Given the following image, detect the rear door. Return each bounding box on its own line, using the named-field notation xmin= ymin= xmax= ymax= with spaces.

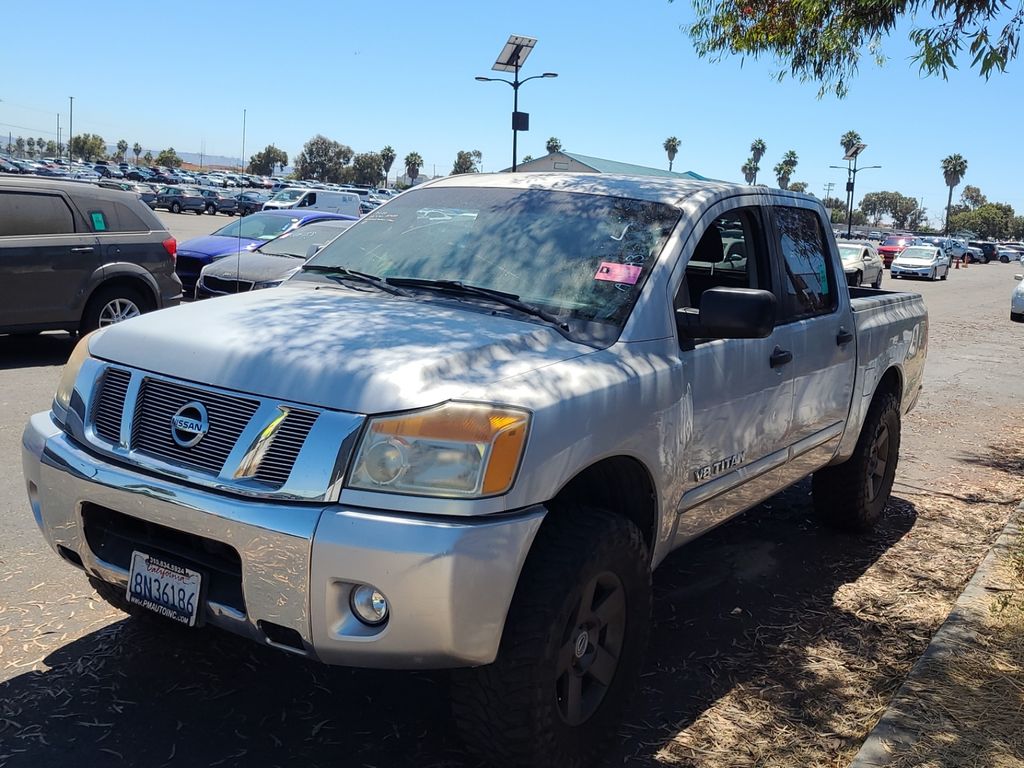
xmin=0 ymin=189 xmax=99 ymax=329
xmin=69 ymin=191 xmax=161 ymax=282
xmin=672 ymin=201 xmax=796 ymax=541
xmin=767 ymin=204 xmax=856 ymax=481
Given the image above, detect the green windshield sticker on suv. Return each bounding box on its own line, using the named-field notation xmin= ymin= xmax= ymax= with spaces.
xmin=90 ymin=211 xmax=108 ymax=231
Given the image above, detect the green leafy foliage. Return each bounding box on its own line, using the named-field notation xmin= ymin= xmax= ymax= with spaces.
xmin=132 ymin=142 xmax=142 ymax=163
xmin=294 ymin=135 xmax=354 ymax=183
xmin=545 ymin=137 xmax=562 ymax=154
xmin=950 ymin=202 xmax=1017 ymax=239
xmin=154 ymin=147 xmax=182 ymax=168
xmin=404 ymin=151 xmax=424 ymax=184
xmin=116 ymin=139 xmax=129 ymax=162
xmin=70 ymin=133 xmax=107 ymax=162
xmin=380 ymin=145 xmax=396 ymax=182
xmin=686 ymin=0 xmax=1023 ymax=97
xmin=664 ymin=136 xmax=681 ymax=170
xmin=452 ymin=150 xmax=482 ymax=175
xmin=249 ymin=144 xmax=288 ymax=176
xmin=350 ymin=152 xmax=384 ymax=186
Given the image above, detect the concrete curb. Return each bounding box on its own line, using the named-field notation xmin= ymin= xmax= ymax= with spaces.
xmin=848 ymin=500 xmax=1024 ymax=767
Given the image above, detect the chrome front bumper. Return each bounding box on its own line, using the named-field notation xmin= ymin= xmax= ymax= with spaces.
xmin=22 ymin=412 xmax=545 ymax=668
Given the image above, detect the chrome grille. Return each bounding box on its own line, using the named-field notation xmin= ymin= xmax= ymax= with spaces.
xmin=93 ymin=368 xmax=131 ymax=443
xmin=202 ymin=275 xmax=254 ymax=294
xmin=130 ymin=378 xmax=259 ymax=475
xmin=253 ymin=409 xmax=320 ymax=486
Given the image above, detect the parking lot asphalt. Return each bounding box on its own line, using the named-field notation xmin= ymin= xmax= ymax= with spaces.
xmin=1 ymin=260 xmax=1022 ymax=767
xmin=155 ymin=208 xmax=233 ymax=243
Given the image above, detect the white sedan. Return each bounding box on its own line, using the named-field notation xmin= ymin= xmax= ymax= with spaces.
xmin=890 ymin=245 xmax=950 ymax=281
xmin=1012 ymin=273 xmax=1024 ymax=322
xmin=837 ymin=241 xmax=884 ymax=288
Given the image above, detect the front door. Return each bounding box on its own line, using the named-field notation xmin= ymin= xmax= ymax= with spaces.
xmin=672 ymin=203 xmax=795 ymax=543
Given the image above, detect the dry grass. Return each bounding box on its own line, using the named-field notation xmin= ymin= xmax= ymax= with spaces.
xmin=650 ymin=427 xmax=1024 ymax=768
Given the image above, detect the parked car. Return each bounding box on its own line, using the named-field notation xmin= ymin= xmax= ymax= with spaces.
xmin=836 ymin=240 xmax=884 ymax=288
xmin=198 ymin=188 xmax=240 ymax=216
xmin=921 ymin=236 xmax=965 ymax=262
xmin=154 ymin=186 xmax=206 ymax=215
xmin=967 ymin=241 xmax=998 ymax=264
xmin=995 ymin=245 xmax=1022 ymax=263
xmin=0 ymin=157 xmax=22 ymax=174
xmin=234 ymin=191 xmax=270 ymax=216
xmin=23 ymin=174 xmax=929 ymax=768
xmin=1012 ymin=273 xmax=1024 ymax=322
xmin=890 ymin=245 xmax=950 ymax=280
xmin=126 ymin=168 xmax=154 ymax=182
xmin=173 ymin=209 xmax=354 ymax=294
xmin=0 ymin=176 xmax=181 ymax=334
xmin=877 ymin=235 xmax=918 ymax=268
xmin=97 ymin=179 xmax=159 ymax=208
xmin=94 ymin=164 xmax=124 ymax=179
xmin=195 ymin=218 xmax=356 ymax=298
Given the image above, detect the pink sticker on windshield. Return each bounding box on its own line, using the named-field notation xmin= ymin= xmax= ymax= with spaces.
xmin=595 ymin=262 xmax=642 ymax=284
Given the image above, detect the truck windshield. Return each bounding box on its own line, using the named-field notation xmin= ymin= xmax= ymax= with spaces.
xmin=304 ymin=186 xmax=679 ymax=335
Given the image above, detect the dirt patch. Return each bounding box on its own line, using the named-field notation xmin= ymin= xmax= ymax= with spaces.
xmin=627 ymin=426 xmax=1024 ymax=768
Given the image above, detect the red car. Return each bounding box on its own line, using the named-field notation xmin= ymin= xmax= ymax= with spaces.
xmin=878 ymin=235 xmax=918 ymax=268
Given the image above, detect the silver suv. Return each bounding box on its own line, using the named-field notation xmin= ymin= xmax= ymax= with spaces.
xmin=0 ymin=177 xmax=182 ymax=334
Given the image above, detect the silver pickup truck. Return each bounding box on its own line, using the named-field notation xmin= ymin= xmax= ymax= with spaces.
xmin=22 ymin=174 xmax=927 ymax=767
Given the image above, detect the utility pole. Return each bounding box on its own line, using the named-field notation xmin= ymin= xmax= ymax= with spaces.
xmin=823 ymin=181 xmax=835 ymax=200
xmin=68 ymin=96 xmax=74 ymax=164
xmin=240 ymin=109 xmax=246 ymax=173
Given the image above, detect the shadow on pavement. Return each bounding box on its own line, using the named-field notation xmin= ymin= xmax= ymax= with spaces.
xmin=0 ymin=332 xmax=75 ymax=371
xmin=0 ymin=481 xmax=916 ymax=768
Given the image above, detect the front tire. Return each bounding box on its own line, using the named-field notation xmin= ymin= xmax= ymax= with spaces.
xmin=171 ymin=201 xmax=181 ymax=214
xmin=812 ymin=390 xmax=900 ymax=532
xmin=872 ymin=270 xmax=883 ymax=289
xmin=451 ymin=506 xmax=651 ymax=768
xmin=206 ymin=204 xmax=216 ymax=215
xmin=930 ymin=268 xmax=938 ymax=281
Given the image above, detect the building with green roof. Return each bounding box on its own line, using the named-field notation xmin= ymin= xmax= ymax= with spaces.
xmin=505 ymin=150 xmax=710 ymax=180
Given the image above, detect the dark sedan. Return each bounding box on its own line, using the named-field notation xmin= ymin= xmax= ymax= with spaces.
xmin=199 ymin=188 xmax=240 ymax=215
xmin=235 ymin=191 xmax=269 ymax=215
xmin=154 ymin=186 xmax=206 ymax=214
xmin=125 ymin=168 xmax=154 ymax=182
xmin=98 ymin=179 xmax=159 ymax=208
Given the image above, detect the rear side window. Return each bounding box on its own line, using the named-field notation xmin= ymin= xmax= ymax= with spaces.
xmin=70 ymin=196 xmax=151 ymax=233
xmin=771 ymin=206 xmax=836 ymax=320
xmin=0 ymin=191 xmax=76 ymax=236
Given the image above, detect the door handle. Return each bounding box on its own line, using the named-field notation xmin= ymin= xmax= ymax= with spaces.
xmin=70 ymin=246 xmax=94 ymax=253
xmin=836 ymin=327 xmax=854 ymax=346
xmin=769 ymin=346 xmax=793 ymax=368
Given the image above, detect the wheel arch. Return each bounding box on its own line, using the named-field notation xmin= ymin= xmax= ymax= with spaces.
xmin=548 ymin=455 xmax=659 ymax=557
xmin=84 ymin=268 xmax=159 ymax=314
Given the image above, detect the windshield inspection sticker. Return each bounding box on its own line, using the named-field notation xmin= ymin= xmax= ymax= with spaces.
xmin=595 ymin=262 xmax=642 ymax=284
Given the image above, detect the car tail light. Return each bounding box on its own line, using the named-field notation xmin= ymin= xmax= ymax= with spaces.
xmin=162 ymin=237 xmax=177 ymax=265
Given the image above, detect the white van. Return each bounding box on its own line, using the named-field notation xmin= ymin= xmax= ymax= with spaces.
xmin=262 ymin=188 xmax=361 ymax=217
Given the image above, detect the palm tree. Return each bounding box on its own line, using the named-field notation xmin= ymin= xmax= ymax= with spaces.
xmin=117 ymin=139 xmax=129 ymax=162
xmin=404 ymin=151 xmax=424 ymax=186
xmin=749 ymin=139 xmax=766 ymax=182
xmin=545 ymin=137 xmax=562 ymax=154
xmin=380 ymin=145 xmax=396 ymax=186
xmin=840 ymin=130 xmax=862 ymax=156
xmin=741 ymin=158 xmax=759 ymax=184
xmin=774 ymin=150 xmax=798 ymax=189
xmin=132 ymin=142 xmax=142 ymax=165
xmin=663 ymin=136 xmax=681 ymax=172
xmin=26 ymin=137 xmax=36 ymax=158
xmin=941 ymin=153 xmax=968 ymax=234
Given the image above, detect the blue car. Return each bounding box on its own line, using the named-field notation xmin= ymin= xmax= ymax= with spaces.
xmin=175 ymin=209 xmax=357 ymax=295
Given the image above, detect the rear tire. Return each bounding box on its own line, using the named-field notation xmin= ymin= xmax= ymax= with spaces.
xmin=812 ymin=390 xmax=900 ymax=532
xmin=451 ymin=506 xmax=651 ymax=768
xmin=872 ymin=270 xmax=883 ymax=289
xmin=206 ymin=204 xmax=215 ymax=215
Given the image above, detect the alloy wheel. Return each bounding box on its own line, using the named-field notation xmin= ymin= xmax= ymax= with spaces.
xmin=98 ymin=298 xmax=141 ymax=327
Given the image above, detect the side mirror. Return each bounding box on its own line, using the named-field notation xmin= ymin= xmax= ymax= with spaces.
xmin=1014 ymin=274 xmax=1023 ymax=281
xmin=677 ymin=287 xmax=776 ymax=339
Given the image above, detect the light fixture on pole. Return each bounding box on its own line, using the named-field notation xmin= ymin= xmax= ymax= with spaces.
xmin=830 ymin=143 xmax=880 ymax=238
xmin=475 ymin=35 xmax=557 ymax=172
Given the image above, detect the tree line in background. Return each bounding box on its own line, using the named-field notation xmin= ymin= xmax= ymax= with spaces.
xmin=3 ymin=131 xmax=180 ymax=170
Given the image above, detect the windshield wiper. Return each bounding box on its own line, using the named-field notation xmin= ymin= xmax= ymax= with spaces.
xmin=385 ymin=277 xmax=569 ymax=330
xmin=300 ymin=264 xmax=411 ymax=296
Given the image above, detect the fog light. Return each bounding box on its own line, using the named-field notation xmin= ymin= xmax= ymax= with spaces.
xmin=350 ymin=584 xmax=389 ymax=626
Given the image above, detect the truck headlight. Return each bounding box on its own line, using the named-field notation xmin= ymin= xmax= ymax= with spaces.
xmin=348 ymin=402 xmax=530 ymax=497
xmin=54 ymin=333 xmax=95 ymax=413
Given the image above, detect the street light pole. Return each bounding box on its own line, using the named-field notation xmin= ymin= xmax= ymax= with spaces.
xmin=68 ymin=96 xmax=74 ymax=164
xmin=476 ymin=35 xmax=557 ymax=173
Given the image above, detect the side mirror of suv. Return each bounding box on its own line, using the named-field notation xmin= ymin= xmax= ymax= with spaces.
xmin=676 ymin=287 xmax=776 ymax=339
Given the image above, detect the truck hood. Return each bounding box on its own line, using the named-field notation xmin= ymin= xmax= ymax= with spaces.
xmin=178 ymin=234 xmax=261 ymax=257
xmin=88 ymin=283 xmax=592 ymax=414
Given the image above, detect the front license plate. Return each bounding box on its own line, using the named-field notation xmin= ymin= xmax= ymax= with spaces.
xmin=126 ymin=551 xmax=202 ymax=626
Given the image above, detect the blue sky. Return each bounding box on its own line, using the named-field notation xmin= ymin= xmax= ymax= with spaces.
xmin=2 ymin=1 xmax=1020 ymax=224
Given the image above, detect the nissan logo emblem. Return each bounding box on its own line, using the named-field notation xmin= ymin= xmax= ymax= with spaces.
xmin=171 ymin=401 xmax=209 ymax=448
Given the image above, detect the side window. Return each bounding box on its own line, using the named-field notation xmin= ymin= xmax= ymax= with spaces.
xmin=0 ymin=192 xmax=76 ymax=236
xmin=676 ymin=207 xmax=770 ymax=311
xmin=772 ymin=206 xmax=836 ymax=320
xmin=304 ymin=193 xmax=316 ymax=207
